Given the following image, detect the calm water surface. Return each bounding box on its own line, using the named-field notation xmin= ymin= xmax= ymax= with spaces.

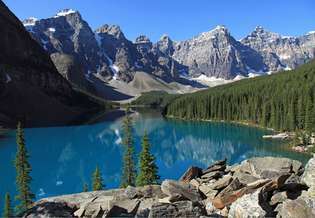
xmin=0 ymin=109 xmax=310 ymax=207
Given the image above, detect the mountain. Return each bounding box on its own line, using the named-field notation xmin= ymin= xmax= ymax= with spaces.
xmin=22 ymin=9 xmax=315 ymax=98
xmin=172 ymin=25 xmax=266 ymax=79
xmin=0 ymin=2 xmax=97 ymax=127
xmin=165 ymin=60 xmax=315 ymax=132
xmin=241 ymin=26 xmax=315 ymax=72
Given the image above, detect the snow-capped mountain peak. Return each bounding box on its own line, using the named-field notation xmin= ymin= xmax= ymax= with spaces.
xmin=23 ymin=17 xmax=38 ymax=26
xmin=54 ymin=9 xmax=77 ymax=17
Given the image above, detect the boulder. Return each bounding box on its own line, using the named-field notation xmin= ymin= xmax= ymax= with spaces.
xmin=148 ymin=201 xmax=206 ymax=218
xmin=199 ymin=185 xmax=218 ymax=199
xmin=180 ymin=166 xmax=202 ymax=183
xmin=161 ymin=180 xmax=202 ymax=202
xmin=202 ymin=164 xmax=226 ymax=175
xmin=210 ymin=175 xmax=233 ymax=190
xmin=239 ymin=157 xmax=302 ymax=179
xmin=301 ymin=154 xmax=315 ymax=189
xmin=276 ymin=198 xmax=315 ymax=218
xmin=23 ymin=202 xmax=77 ymax=218
xmin=233 ymin=171 xmax=260 ymax=184
xmin=189 ymin=179 xmax=200 ymax=188
xmin=201 ymin=171 xmax=223 ymax=180
xmin=212 ymin=188 xmax=247 ymax=210
xmin=106 ymin=199 xmax=140 ymax=217
xmin=228 ymin=190 xmax=266 ymax=218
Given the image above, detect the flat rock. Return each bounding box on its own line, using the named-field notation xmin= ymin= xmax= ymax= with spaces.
xmin=201 ymin=171 xmax=223 ymax=180
xmin=199 ymin=184 xmax=217 ymax=199
xmin=161 ymin=180 xmax=202 ymax=202
xmin=180 ymin=166 xmax=202 ymax=183
xmin=233 ymin=171 xmax=260 ymax=185
xmin=210 ymin=175 xmax=233 ymax=190
xmin=228 ymin=190 xmax=266 ymax=218
xmin=148 ymin=201 xmax=206 ymax=218
xmin=276 ymin=197 xmax=315 ymax=218
xmin=239 ymin=157 xmax=302 ymax=179
xmin=202 ymin=164 xmax=226 ymax=175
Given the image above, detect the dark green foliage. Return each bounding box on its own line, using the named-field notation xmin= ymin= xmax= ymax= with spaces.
xmin=120 ymin=110 xmax=137 ymax=188
xmin=136 ymin=132 xmax=160 ymax=186
xmin=92 ymin=165 xmax=104 ymax=191
xmin=15 ymin=122 xmax=34 ymax=214
xmin=3 ymin=193 xmax=13 ymax=218
xmin=83 ymin=183 xmax=89 ymax=192
xmin=166 ymin=60 xmax=315 ymax=132
xmin=132 ymin=91 xmax=180 ymax=108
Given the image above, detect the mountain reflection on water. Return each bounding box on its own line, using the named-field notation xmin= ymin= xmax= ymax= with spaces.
xmin=0 ymin=109 xmax=310 ymax=204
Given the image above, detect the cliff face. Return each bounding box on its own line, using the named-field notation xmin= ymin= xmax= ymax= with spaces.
xmin=0 ymin=2 xmax=95 ymax=127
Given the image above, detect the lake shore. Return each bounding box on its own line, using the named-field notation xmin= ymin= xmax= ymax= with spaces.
xmin=23 ymin=155 xmax=315 ymax=217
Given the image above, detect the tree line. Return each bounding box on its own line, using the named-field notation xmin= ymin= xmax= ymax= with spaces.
xmin=2 ymin=112 xmax=160 ymax=217
xmin=166 ymin=60 xmax=315 ymax=132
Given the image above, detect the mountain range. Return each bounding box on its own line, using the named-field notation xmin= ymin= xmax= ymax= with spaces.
xmin=22 ymin=9 xmax=315 ymax=100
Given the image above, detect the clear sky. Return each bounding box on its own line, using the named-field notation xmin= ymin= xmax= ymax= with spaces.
xmin=3 ymin=0 xmax=315 ymax=42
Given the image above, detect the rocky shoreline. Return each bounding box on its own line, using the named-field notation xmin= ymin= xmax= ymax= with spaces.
xmin=23 ymin=155 xmax=315 ymax=218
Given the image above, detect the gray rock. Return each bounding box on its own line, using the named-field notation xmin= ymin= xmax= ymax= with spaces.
xmin=210 ymin=175 xmax=233 ymax=190
xmin=148 ymin=201 xmax=206 ymax=218
xmin=233 ymin=171 xmax=260 ymax=184
xmin=161 ymin=180 xmax=202 ymax=202
xmin=301 ymin=154 xmax=315 ymax=189
xmin=239 ymin=157 xmax=302 ymax=179
xmin=199 ymin=184 xmax=218 ymax=199
xmin=201 ymin=171 xmax=223 ymax=180
xmin=228 ymin=190 xmax=266 ymax=218
xmin=276 ymin=198 xmax=315 ymax=218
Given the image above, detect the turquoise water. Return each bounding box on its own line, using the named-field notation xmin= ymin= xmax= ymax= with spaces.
xmin=0 ymin=110 xmax=310 ymax=208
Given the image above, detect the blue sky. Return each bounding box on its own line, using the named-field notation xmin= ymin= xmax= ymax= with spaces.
xmin=4 ymin=0 xmax=315 ymax=42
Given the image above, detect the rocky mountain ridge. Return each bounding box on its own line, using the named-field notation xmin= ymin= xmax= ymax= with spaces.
xmin=23 ymin=10 xmax=315 ymax=81
xmin=22 ymin=9 xmax=315 ymax=99
xmin=23 ymin=155 xmax=315 ymax=217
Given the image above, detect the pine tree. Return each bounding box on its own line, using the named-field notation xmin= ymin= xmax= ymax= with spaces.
xmin=15 ymin=122 xmax=34 ymax=214
xmin=136 ymin=132 xmax=160 ymax=186
xmin=92 ymin=165 xmax=104 ymax=191
xmin=2 ymin=193 xmax=13 ymax=218
xmin=83 ymin=183 xmax=89 ymax=192
xmin=120 ymin=110 xmax=137 ymax=188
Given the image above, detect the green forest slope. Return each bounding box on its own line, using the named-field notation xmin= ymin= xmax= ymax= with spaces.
xmin=166 ymin=60 xmax=315 ymax=132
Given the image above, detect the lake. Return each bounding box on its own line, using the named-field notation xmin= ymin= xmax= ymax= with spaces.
xmin=0 ymin=109 xmax=310 ymax=207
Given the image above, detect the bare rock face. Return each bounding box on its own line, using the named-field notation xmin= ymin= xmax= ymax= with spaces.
xmin=23 ymin=9 xmax=111 ymax=81
xmin=241 ymin=26 xmax=315 ymax=72
xmin=172 ymin=25 xmax=266 ymax=79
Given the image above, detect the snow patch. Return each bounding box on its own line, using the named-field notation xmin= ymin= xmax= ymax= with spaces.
xmin=307 ymin=31 xmax=315 ymax=35
xmin=23 ymin=17 xmax=38 ymax=26
xmin=55 ymin=9 xmax=76 ymax=17
xmin=48 ymin=27 xmax=56 ymax=32
xmin=279 ymin=53 xmax=291 ymax=60
xmin=233 ymin=75 xmax=246 ymax=81
xmin=110 ymin=65 xmax=120 ymax=80
xmin=5 ymin=74 xmax=12 ymax=83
